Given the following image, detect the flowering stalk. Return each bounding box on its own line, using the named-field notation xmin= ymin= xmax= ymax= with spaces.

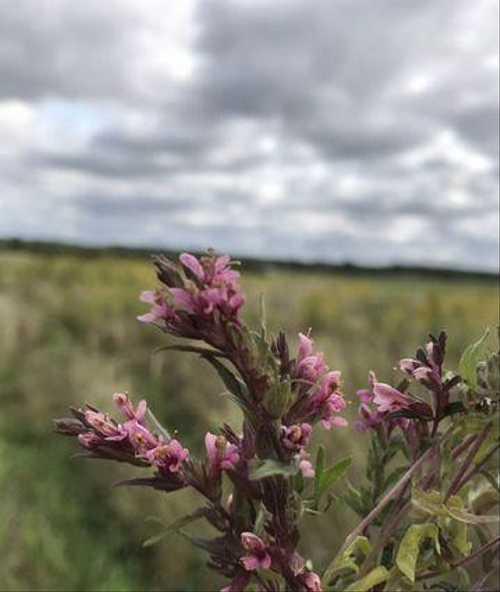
xmin=54 ymin=253 xmax=499 ymax=591
xmin=55 ymin=251 xmax=348 ymax=592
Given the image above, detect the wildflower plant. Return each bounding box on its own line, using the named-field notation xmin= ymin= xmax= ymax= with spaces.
xmin=55 ymin=252 xmax=499 ymax=591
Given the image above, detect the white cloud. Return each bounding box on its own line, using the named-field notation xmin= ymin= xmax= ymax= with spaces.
xmin=0 ymin=0 xmax=498 ymax=271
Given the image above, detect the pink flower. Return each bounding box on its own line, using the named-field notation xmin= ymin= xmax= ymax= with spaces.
xmin=78 ymin=432 xmax=103 ymax=449
xmin=83 ymin=410 xmax=127 ymax=441
xmin=281 ymin=423 xmax=312 ymax=451
xmin=322 ymin=415 xmax=348 ymax=430
xmin=311 ymin=376 xmax=347 ymax=430
xmin=137 ymin=291 xmax=173 ymax=325
xmin=301 ymin=571 xmax=322 ymax=592
xmin=141 ymin=252 xmax=246 ymax=333
xmin=296 ymin=450 xmax=315 ymax=478
xmin=355 ymin=403 xmax=384 ymax=432
xmin=180 ymin=252 xmax=205 ymax=282
xmin=113 ymin=392 xmax=147 ymax=424
xmin=297 ymin=332 xmax=314 ymax=360
xmin=169 ymin=288 xmax=196 ymax=313
xmin=297 ymin=353 xmax=328 ymax=384
xmin=399 ymin=358 xmax=421 ymax=375
xmin=399 ymin=356 xmax=440 ymax=388
xmin=143 ymin=439 xmax=189 ymax=474
xmin=356 ymin=370 xmax=377 ymax=404
xmin=372 ymin=383 xmax=411 ymax=414
xmin=205 ymin=432 xmax=240 ymax=475
xmin=123 ymin=421 xmax=159 ymax=453
xmin=240 ymin=533 xmax=272 ymax=571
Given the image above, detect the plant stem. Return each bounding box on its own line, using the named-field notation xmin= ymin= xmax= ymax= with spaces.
xmin=416 ymin=536 xmax=500 ymax=582
xmin=334 ymin=441 xmax=438 ymax=561
xmin=456 ymin=443 xmax=500 ymax=492
xmin=444 ymin=422 xmax=492 ymax=502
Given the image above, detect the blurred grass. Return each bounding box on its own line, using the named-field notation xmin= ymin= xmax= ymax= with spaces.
xmin=0 ymin=250 xmax=497 ymax=591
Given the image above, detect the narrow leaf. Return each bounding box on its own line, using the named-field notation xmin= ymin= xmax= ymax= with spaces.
xmin=314 ymin=445 xmax=326 ymax=507
xmin=142 ymin=507 xmax=208 ymax=548
xmin=249 ymin=459 xmax=299 ymax=480
xmin=201 ymin=354 xmax=247 ymax=399
xmin=318 ymin=456 xmax=352 ymax=501
xmin=345 ymin=566 xmax=389 ymax=591
xmin=154 ymin=344 xmax=227 ymax=358
xmin=147 ymin=408 xmax=171 ymax=441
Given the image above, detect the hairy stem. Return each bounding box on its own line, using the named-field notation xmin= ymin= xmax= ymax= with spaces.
xmin=444 ymin=422 xmax=492 ymax=502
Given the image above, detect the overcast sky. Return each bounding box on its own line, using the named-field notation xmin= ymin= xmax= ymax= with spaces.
xmin=1 ymin=0 xmax=498 ymax=270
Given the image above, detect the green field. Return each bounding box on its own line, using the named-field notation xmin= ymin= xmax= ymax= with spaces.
xmin=0 ymin=250 xmax=497 ymax=591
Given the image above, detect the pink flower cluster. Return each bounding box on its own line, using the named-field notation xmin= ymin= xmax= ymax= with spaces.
xmin=78 ymin=393 xmax=189 ymax=476
xmin=205 ymin=432 xmax=240 ymax=476
xmin=355 ymin=371 xmax=413 ymax=432
xmin=237 ymin=533 xmax=322 ymax=591
xmin=399 ymin=339 xmax=443 ymax=390
xmin=138 ymin=252 xmax=245 ymax=340
xmin=293 ymin=333 xmax=348 ymax=430
xmin=240 ymin=532 xmax=272 ymax=571
xmin=280 ymin=423 xmax=315 ymax=478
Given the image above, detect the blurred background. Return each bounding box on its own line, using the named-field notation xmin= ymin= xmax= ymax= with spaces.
xmin=0 ymin=1 xmax=498 ymax=590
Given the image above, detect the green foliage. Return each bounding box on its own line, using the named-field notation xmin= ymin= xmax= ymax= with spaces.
xmin=314 ymin=456 xmax=352 ymax=508
xmin=0 ymin=250 xmax=497 ymax=590
xmin=323 ymin=536 xmax=372 ymax=584
xmin=142 ymin=508 xmax=209 ymax=548
xmin=395 ymin=523 xmax=441 ymax=583
xmin=345 ymin=566 xmax=389 ymax=591
xmin=248 ymin=459 xmax=299 ymax=480
xmin=459 ymin=328 xmax=491 ymax=389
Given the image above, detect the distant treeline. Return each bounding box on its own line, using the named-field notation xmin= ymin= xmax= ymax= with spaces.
xmin=1 ymin=238 xmax=497 ymax=282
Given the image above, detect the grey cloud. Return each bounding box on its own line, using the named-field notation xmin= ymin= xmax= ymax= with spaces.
xmin=0 ymin=0 xmax=498 ymax=271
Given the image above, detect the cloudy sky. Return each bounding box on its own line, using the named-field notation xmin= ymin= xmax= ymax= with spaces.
xmin=1 ymin=0 xmax=498 ymax=270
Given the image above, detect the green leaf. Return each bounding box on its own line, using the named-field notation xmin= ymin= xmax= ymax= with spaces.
xmin=313 ymin=445 xmax=326 ymax=508
xmin=317 ymin=456 xmax=352 ymax=502
xmin=479 ymin=470 xmax=500 ymax=493
xmin=249 ymin=459 xmax=299 ymax=481
xmin=446 ymin=505 xmax=499 ymax=524
xmin=259 ymin=293 xmax=267 ymax=335
xmin=322 ymin=536 xmax=372 ymax=584
xmin=396 ymin=523 xmax=440 ymax=583
xmin=146 ymin=408 xmax=171 ymax=441
xmin=341 ymin=482 xmax=367 ymax=516
xmin=437 ymin=496 xmax=471 ymax=556
xmin=262 ymin=381 xmax=291 ymax=419
xmin=448 ymin=518 xmax=471 ymax=556
xmin=201 ymin=354 xmax=247 ymax=400
xmin=412 ymin=488 xmax=448 ymax=518
xmin=459 ymin=328 xmax=490 ymax=389
xmin=142 ymin=531 xmax=169 ymax=548
xmin=345 ymin=566 xmax=390 ymax=591
xmin=413 ymin=488 xmax=499 ymax=526
xmin=383 ymin=466 xmax=409 ymax=492
xmin=153 ymin=344 xmax=227 ymax=357
xmin=142 ymin=507 xmax=208 ymax=547
xmin=383 ymin=567 xmax=415 ymax=591
xmin=253 ymin=503 xmax=267 ymax=536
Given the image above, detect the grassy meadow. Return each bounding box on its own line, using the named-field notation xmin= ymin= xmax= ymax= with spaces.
xmin=0 ymin=249 xmax=497 ymax=591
